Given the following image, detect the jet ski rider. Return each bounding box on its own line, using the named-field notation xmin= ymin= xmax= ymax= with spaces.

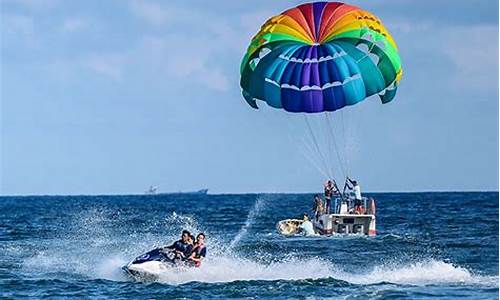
xmin=186 ymin=233 xmax=207 ymax=267
xmin=164 ymin=230 xmax=192 ymax=259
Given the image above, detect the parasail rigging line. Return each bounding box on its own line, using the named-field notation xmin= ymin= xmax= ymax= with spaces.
xmin=325 ymin=112 xmax=347 ymax=180
xmin=322 ymin=112 xmax=336 ymax=180
xmin=304 ymin=114 xmax=334 ymax=179
xmin=284 ymin=115 xmax=330 ymax=180
xmin=298 ymin=137 xmax=332 ymax=179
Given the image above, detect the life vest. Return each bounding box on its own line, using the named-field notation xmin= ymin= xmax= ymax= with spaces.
xmin=354 ymin=205 xmax=365 ymax=215
xmin=191 ymin=245 xmax=206 ymax=267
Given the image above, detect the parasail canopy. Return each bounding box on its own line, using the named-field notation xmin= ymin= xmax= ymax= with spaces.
xmin=240 ymin=1 xmax=402 ymax=113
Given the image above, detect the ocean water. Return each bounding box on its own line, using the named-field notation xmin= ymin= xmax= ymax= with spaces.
xmin=0 ymin=192 xmax=498 ymax=299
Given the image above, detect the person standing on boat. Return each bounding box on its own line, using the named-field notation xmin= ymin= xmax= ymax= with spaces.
xmin=324 ymin=180 xmax=339 ymax=214
xmin=346 ymin=177 xmax=362 ymax=210
xmin=312 ymin=194 xmax=324 ymax=220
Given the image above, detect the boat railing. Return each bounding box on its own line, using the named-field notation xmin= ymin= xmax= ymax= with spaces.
xmin=333 ymin=196 xmax=373 ymax=215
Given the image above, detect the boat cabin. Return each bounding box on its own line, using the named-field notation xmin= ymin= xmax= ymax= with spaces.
xmin=313 ymin=197 xmax=376 ymax=236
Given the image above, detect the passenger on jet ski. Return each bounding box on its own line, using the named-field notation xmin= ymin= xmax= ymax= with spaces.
xmin=184 ymin=234 xmax=196 ymax=257
xmin=186 ymin=233 xmax=207 ymax=267
xmin=123 ymin=231 xmax=207 ymax=279
xmin=164 ymin=230 xmax=192 ymax=259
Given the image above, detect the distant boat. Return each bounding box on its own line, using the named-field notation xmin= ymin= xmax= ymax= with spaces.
xmin=145 ymin=186 xmax=158 ymax=194
xmin=144 ymin=187 xmax=208 ymax=196
xmin=164 ymin=189 xmax=209 ymax=195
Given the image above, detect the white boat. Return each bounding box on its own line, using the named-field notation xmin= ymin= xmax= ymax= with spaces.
xmin=276 ymin=219 xmax=304 ymax=236
xmin=144 ymin=187 xmax=209 ymax=196
xmin=163 ymin=189 xmax=209 ymax=196
xmin=277 ymin=197 xmax=377 ymax=236
xmin=145 ymin=185 xmax=158 ymax=194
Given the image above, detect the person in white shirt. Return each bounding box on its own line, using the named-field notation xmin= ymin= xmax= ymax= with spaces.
xmin=299 ymin=214 xmax=316 ymax=236
xmin=346 ymin=177 xmax=363 ymax=213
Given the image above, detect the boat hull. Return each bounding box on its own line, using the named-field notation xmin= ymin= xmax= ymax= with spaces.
xmin=123 ymin=261 xmax=169 ymax=281
xmin=276 ymin=219 xmax=304 ymax=235
xmin=313 ymin=214 xmax=376 ymax=236
xmin=122 ymin=247 xmax=182 ymax=281
xmin=277 ymin=214 xmax=376 ymax=236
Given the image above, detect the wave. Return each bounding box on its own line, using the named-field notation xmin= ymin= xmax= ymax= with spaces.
xmin=333 ymin=259 xmax=498 ymax=286
xmin=157 ymin=256 xmax=332 ymax=285
xmin=24 ymin=249 xmax=497 ymax=287
xmin=150 ymin=257 xmax=496 ymax=286
xmin=19 ymin=209 xmax=498 ymax=287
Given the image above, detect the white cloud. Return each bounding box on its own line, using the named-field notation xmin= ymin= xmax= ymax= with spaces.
xmin=1 ymin=13 xmax=35 ymax=36
xmin=84 ymin=53 xmax=127 ymax=80
xmin=442 ymin=25 xmax=497 ymax=74
xmin=199 ymin=68 xmax=229 ymax=92
xmin=1 ymin=0 xmax=60 ymax=11
xmin=139 ymin=34 xmax=231 ymax=92
xmin=61 ymin=18 xmax=87 ymax=33
xmin=432 ymin=24 xmax=498 ymax=94
xmin=385 ymin=20 xmax=432 ymax=35
xmin=129 ymin=0 xmax=169 ymax=26
xmin=125 ymin=2 xmax=274 ymax=92
xmin=1 ymin=13 xmax=38 ymax=49
xmin=130 ymin=4 xmax=274 ymax=93
xmin=239 ymin=10 xmax=275 ymax=34
xmin=385 ymin=18 xmax=497 ymax=98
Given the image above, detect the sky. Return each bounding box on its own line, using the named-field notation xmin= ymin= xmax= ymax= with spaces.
xmin=1 ymin=0 xmax=498 ymax=195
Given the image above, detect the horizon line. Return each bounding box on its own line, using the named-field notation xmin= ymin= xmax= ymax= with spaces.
xmin=0 ymin=189 xmax=498 ymax=197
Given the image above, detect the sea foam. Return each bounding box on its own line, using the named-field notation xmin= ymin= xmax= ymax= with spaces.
xmin=20 ymin=204 xmax=498 ymax=287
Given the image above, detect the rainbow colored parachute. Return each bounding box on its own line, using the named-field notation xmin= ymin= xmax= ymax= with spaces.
xmin=240 ymin=2 xmax=402 ymax=113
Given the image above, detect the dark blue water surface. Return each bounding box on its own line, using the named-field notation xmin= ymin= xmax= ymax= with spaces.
xmin=0 ymin=192 xmax=498 ymax=299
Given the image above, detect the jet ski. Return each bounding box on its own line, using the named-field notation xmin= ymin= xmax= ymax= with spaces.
xmin=122 ymin=247 xmax=184 ymax=280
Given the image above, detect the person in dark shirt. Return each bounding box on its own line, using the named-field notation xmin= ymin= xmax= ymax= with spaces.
xmin=183 ymin=234 xmax=195 ymax=258
xmin=312 ymin=194 xmax=324 ymax=220
xmin=324 ymin=180 xmax=340 ymax=214
xmin=324 ymin=180 xmax=333 ymax=214
xmin=187 ymin=233 xmax=207 ymax=267
xmin=164 ymin=230 xmax=191 ymax=259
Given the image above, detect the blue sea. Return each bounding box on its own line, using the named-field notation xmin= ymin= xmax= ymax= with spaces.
xmin=0 ymin=192 xmax=498 ymax=299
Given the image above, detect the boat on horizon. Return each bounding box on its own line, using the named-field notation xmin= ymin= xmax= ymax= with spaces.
xmin=145 ymin=187 xmax=208 ymax=196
